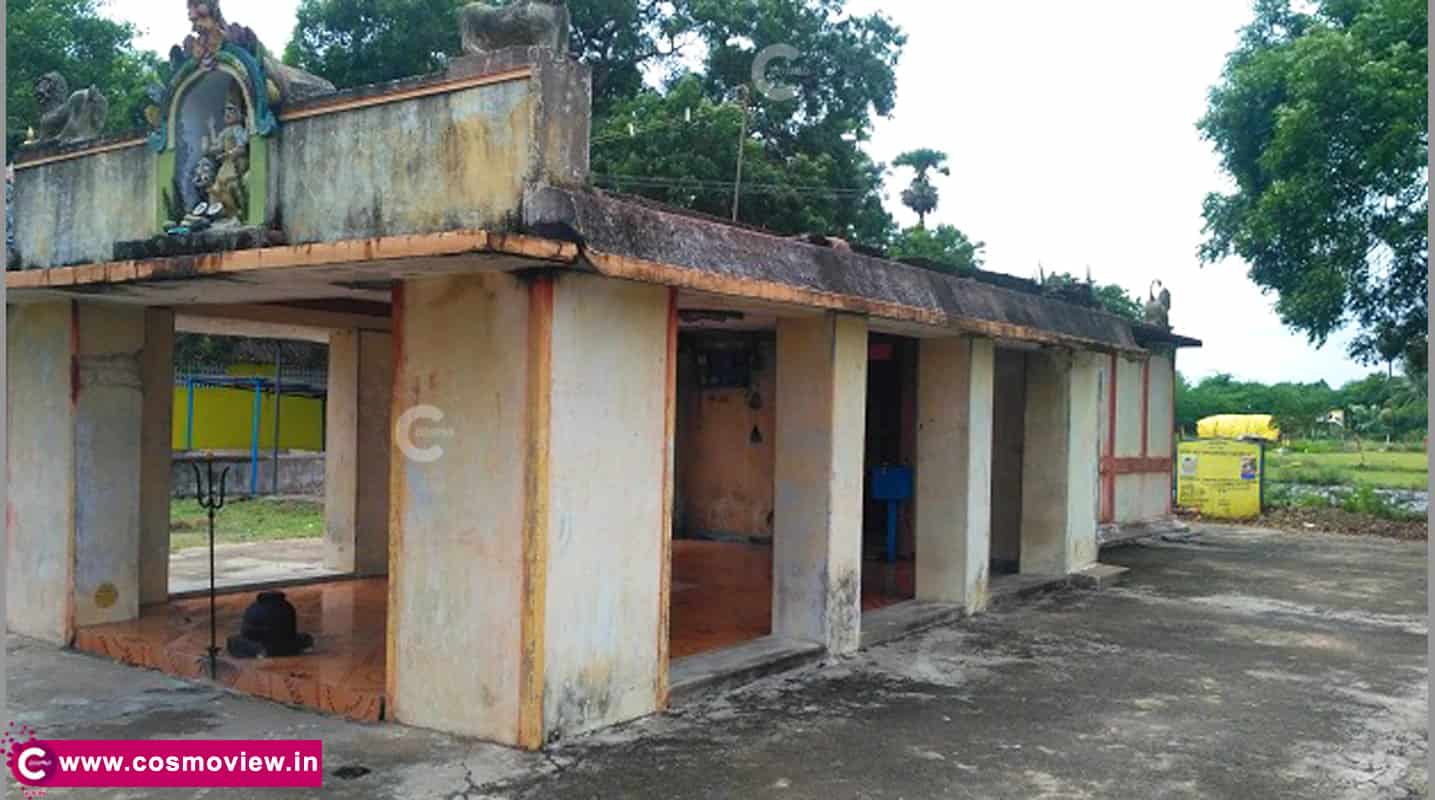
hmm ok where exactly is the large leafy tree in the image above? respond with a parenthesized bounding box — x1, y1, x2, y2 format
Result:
(1199, 0, 1429, 373)
(597, 0, 905, 241)
(593, 75, 878, 235)
(283, 0, 466, 88)
(6, 0, 163, 159)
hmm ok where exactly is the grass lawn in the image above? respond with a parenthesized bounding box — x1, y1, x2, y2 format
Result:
(170, 497, 324, 552)
(1266, 448, 1429, 491)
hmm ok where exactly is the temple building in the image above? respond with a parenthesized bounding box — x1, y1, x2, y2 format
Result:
(6, 22, 1197, 749)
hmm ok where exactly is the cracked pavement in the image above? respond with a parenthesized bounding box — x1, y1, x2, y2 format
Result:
(8, 524, 1427, 798)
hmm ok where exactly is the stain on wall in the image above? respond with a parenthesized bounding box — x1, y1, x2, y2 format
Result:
(389, 272, 531, 744)
(674, 333, 776, 541)
(278, 82, 532, 245)
(11, 144, 154, 268)
(542, 273, 669, 739)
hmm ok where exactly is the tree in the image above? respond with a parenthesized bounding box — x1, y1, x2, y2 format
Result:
(593, 75, 875, 235)
(888, 224, 983, 273)
(1175, 370, 1428, 441)
(591, 0, 905, 242)
(569, 0, 695, 114)
(1199, 0, 1429, 373)
(893, 148, 948, 226)
(284, 0, 466, 89)
(6, 0, 163, 159)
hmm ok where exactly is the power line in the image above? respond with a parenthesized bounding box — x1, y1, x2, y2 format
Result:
(592, 172, 869, 200)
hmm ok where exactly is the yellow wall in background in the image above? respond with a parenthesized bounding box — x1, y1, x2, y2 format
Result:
(172, 384, 324, 451)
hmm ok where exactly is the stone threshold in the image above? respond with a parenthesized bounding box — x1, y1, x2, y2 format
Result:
(670, 636, 824, 707)
(860, 602, 964, 650)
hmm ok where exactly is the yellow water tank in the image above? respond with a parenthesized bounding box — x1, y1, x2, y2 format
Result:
(1196, 414, 1280, 442)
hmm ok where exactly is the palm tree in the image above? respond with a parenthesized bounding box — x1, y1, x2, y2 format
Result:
(894, 149, 950, 227)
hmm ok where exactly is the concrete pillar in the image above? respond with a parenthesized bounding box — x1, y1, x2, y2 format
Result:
(6, 301, 154, 643)
(1019, 350, 1102, 576)
(914, 336, 994, 611)
(772, 313, 868, 654)
(139, 309, 175, 606)
(324, 329, 393, 576)
(388, 272, 673, 749)
(7, 303, 79, 644)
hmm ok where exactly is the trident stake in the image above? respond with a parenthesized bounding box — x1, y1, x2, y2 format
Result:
(191, 457, 230, 680)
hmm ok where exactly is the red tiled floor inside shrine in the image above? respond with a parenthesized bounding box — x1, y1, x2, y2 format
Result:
(670, 540, 914, 658)
(75, 579, 387, 722)
(73, 541, 913, 720)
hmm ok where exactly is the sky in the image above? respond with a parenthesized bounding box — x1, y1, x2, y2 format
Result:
(104, 0, 1374, 387)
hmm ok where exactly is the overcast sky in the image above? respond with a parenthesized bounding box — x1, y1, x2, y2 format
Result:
(106, 0, 1373, 387)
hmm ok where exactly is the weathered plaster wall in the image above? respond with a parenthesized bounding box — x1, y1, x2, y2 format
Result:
(914, 337, 994, 610)
(542, 273, 669, 738)
(6, 303, 76, 643)
(1111, 352, 1176, 525)
(278, 81, 534, 245)
(72, 304, 147, 627)
(1148, 354, 1175, 460)
(279, 51, 590, 246)
(11, 143, 153, 268)
(389, 272, 532, 744)
(1020, 350, 1100, 576)
(1114, 357, 1145, 458)
(675, 336, 776, 540)
(772, 314, 868, 654)
(1065, 352, 1102, 570)
(325, 329, 393, 576)
(990, 349, 1026, 565)
(139, 309, 175, 606)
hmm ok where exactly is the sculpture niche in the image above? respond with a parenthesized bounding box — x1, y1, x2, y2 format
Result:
(458, 0, 571, 55)
(168, 96, 250, 234)
(30, 72, 109, 145)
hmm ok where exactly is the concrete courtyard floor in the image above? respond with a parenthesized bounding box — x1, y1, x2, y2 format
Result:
(10, 523, 1428, 799)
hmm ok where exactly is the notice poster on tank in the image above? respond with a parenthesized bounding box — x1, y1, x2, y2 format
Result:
(1175, 439, 1265, 519)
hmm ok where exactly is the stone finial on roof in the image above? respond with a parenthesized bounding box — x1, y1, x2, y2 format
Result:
(459, 1, 572, 56)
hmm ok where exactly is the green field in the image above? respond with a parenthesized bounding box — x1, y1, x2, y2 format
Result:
(1265, 448, 1429, 491)
(169, 497, 324, 552)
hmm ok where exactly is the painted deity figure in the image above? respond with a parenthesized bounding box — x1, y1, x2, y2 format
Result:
(185, 0, 228, 68)
(174, 157, 221, 233)
(203, 100, 250, 221)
